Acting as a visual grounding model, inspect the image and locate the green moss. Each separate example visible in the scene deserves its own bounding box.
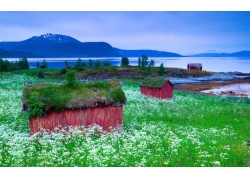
[23,79,126,117]
[140,77,168,88]
[109,88,126,103]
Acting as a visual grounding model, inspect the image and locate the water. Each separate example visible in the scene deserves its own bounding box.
[5,57,250,73]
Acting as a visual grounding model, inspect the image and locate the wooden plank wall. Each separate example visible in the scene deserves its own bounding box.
[141,82,173,99]
[29,106,123,135]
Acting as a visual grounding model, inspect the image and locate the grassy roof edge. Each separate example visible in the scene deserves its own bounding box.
[22,79,126,117]
[140,78,173,88]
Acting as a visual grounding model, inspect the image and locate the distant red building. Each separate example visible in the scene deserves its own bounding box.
[187,63,203,71]
[140,79,173,99]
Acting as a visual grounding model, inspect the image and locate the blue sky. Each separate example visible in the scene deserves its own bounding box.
[0,11,250,55]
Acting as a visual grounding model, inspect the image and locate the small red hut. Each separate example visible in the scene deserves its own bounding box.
[23,80,126,135]
[140,78,173,99]
[187,63,203,71]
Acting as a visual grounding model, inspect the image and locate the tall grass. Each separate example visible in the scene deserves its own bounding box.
[0,74,249,167]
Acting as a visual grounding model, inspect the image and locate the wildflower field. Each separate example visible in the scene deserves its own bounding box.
[0,74,249,167]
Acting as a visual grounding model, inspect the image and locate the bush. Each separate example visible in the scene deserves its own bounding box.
[110,88,126,103]
[37,70,45,79]
[65,69,77,87]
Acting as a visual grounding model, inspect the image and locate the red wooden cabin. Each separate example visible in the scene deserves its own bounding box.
[187,63,203,71]
[23,80,126,135]
[140,79,173,99]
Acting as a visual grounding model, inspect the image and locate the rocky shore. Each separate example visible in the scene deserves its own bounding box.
[173,72,250,98]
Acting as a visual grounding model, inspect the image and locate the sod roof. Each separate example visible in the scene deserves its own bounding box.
[140,78,173,88]
[23,79,126,116]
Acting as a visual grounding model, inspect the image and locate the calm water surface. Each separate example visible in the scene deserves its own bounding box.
[6,57,250,73]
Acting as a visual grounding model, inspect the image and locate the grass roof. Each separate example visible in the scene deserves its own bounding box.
[23,79,126,117]
[140,78,172,88]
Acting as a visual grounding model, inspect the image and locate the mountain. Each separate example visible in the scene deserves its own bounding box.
[0,48,42,58]
[230,50,250,57]
[189,50,250,57]
[0,33,121,58]
[114,48,183,57]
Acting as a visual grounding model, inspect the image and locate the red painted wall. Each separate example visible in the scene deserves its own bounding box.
[29,106,123,135]
[187,65,202,71]
[140,81,173,99]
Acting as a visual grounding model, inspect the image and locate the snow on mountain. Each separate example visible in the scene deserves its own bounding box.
[26,33,80,43]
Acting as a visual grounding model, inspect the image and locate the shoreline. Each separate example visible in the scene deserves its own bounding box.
[173,72,250,98]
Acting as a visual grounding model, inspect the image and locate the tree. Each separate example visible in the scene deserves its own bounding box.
[65,60,70,69]
[158,63,164,76]
[36,61,40,69]
[41,59,48,68]
[141,54,148,67]
[103,60,111,66]
[121,57,129,66]
[81,61,86,68]
[0,58,7,72]
[150,59,155,67]
[88,59,93,67]
[17,56,29,70]
[138,57,141,67]
[94,60,102,67]
[75,58,83,70]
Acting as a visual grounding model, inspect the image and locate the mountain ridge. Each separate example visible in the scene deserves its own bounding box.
[0,33,121,58]
[0,33,249,58]
[113,48,183,57]
[189,50,250,57]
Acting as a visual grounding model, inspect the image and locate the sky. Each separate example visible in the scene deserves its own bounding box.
[0,11,250,55]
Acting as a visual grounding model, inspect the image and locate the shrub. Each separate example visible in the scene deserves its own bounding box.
[158,63,164,76]
[110,88,126,103]
[65,69,77,87]
[37,70,45,79]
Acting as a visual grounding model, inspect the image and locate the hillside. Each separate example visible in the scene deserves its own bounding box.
[114,48,183,57]
[0,33,122,58]
[0,48,42,58]
[190,50,250,57]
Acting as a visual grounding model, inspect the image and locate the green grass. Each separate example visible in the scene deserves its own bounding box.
[0,74,249,167]
[140,77,168,88]
[23,79,126,117]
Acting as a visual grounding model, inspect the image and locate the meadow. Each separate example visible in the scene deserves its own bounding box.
[0,74,249,167]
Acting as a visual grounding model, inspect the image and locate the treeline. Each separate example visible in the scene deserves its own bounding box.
[73,59,111,70]
[0,57,29,72]
[121,54,165,76]
[1,55,165,76]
